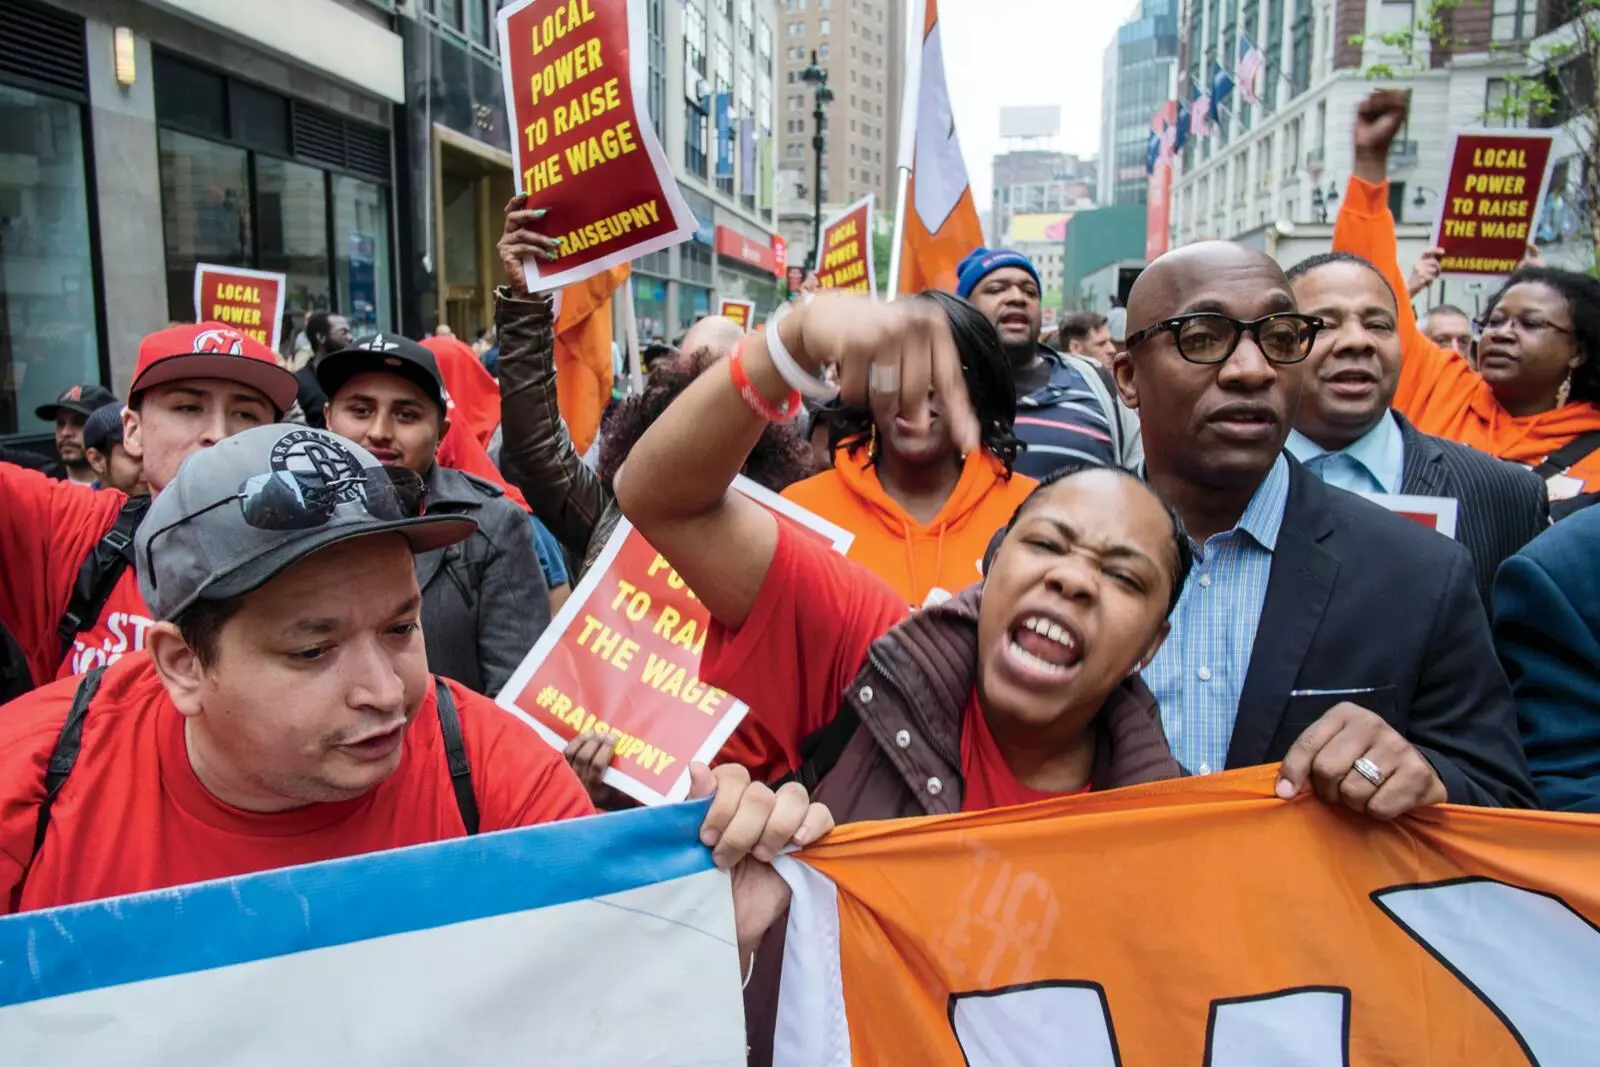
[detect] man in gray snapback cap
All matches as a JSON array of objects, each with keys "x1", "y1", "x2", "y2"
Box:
[{"x1": 0, "y1": 424, "x2": 833, "y2": 967}]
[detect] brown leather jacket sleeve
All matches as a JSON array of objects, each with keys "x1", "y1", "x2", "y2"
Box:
[{"x1": 495, "y1": 286, "x2": 610, "y2": 560}]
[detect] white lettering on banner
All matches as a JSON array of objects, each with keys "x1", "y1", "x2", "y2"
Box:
[
  {"x1": 71, "y1": 612, "x2": 156, "y2": 675},
  {"x1": 1374, "y1": 878, "x2": 1600, "y2": 1063},
  {"x1": 911, "y1": 21, "x2": 967, "y2": 232},
  {"x1": 947, "y1": 878, "x2": 1599, "y2": 1065}
]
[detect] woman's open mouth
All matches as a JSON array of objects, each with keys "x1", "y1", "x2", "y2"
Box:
[{"x1": 1002, "y1": 614, "x2": 1084, "y2": 685}]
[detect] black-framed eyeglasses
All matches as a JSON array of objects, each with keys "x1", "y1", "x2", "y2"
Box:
[
  {"x1": 142, "y1": 466, "x2": 428, "y2": 590},
  {"x1": 1125, "y1": 312, "x2": 1324, "y2": 365},
  {"x1": 1473, "y1": 310, "x2": 1575, "y2": 339}
]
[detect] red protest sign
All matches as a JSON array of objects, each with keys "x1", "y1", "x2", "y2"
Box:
[
  {"x1": 497, "y1": 476, "x2": 854, "y2": 804},
  {"x1": 717, "y1": 298, "x2": 754, "y2": 330},
  {"x1": 1431, "y1": 130, "x2": 1555, "y2": 278},
  {"x1": 817, "y1": 193, "x2": 875, "y2": 295},
  {"x1": 497, "y1": 0, "x2": 696, "y2": 292},
  {"x1": 1366, "y1": 493, "x2": 1459, "y2": 539},
  {"x1": 192, "y1": 264, "x2": 286, "y2": 351}
]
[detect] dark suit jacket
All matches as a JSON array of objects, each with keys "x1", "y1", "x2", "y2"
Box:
[
  {"x1": 1223, "y1": 459, "x2": 1536, "y2": 808},
  {"x1": 1395, "y1": 413, "x2": 1549, "y2": 607},
  {"x1": 1492, "y1": 506, "x2": 1600, "y2": 813}
]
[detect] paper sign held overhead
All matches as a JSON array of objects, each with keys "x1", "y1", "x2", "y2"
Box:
[
  {"x1": 497, "y1": 0, "x2": 696, "y2": 291},
  {"x1": 497, "y1": 477, "x2": 854, "y2": 805},
  {"x1": 1430, "y1": 129, "x2": 1556, "y2": 278},
  {"x1": 192, "y1": 264, "x2": 287, "y2": 351},
  {"x1": 717, "y1": 298, "x2": 755, "y2": 331},
  {"x1": 816, "y1": 194, "x2": 876, "y2": 295}
]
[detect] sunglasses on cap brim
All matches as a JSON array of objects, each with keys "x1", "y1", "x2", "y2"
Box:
[{"x1": 143, "y1": 466, "x2": 429, "y2": 590}]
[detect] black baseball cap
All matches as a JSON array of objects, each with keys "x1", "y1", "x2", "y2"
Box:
[
  {"x1": 36, "y1": 384, "x2": 118, "y2": 422},
  {"x1": 136, "y1": 424, "x2": 475, "y2": 620},
  {"x1": 81, "y1": 402, "x2": 125, "y2": 453},
  {"x1": 315, "y1": 332, "x2": 448, "y2": 415}
]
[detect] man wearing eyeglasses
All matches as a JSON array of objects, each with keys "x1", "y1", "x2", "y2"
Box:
[
  {"x1": 317, "y1": 332, "x2": 549, "y2": 697},
  {"x1": 1283, "y1": 252, "x2": 1548, "y2": 608},
  {"x1": 0, "y1": 424, "x2": 830, "y2": 969},
  {"x1": 1114, "y1": 241, "x2": 1534, "y2": 815},
  {"x1": 0, "y1": 324, "x2": 298, "y2": 691}
]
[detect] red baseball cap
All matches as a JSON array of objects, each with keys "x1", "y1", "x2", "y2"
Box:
[{"x1": 130, "y1": 323, "x2": 299, "y2": 415}]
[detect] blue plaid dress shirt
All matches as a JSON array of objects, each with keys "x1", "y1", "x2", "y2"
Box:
[{"x1": 1145, "y1": 453, "x2": 1291, "y2": 775}]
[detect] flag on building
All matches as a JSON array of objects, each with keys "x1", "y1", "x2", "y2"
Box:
[
  {"x1": 1238, "y1": 32, "x2": 1267, "y2": 105},
  {"x1": 1174, "y1": 99, "x2": 1190, "y2": 154},
  {"x1": 771, "y1": 766, "x2": 1600, "y2": 1066},
  {"x1": 1189, "y1": 85, "x2": 1212, "y2": 138},
  {"x1": 1211, "y1": 61, "x2": 1236, "y2": 108},
  {"x1": 554, "y1": 264, "x2": 630, "y2": 456},
  {"x1": 891, "y1": 0, "x2": 985, "y2": 294}
]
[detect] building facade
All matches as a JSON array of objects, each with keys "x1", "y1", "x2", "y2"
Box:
[
  {"x1": 1169, "y1": 0, "x2": 1539, "y2": 255},
  {"x1": 774, "y1": 0, "x2": 904, "y2": 272},
  {"x1": 2, "y1": 0, "x2": 402, "y2": 446},
  {"x1": 1100, "y1": 0, "x2": 1180, "y2": 207},
  {"x1": 989, "y1": 149, "x2": 1097, "y2": 246}
]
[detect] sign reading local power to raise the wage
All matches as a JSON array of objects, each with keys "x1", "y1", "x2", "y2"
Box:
[{"x1": 497, "y1": 0, "x2": 697, "y2": 290}]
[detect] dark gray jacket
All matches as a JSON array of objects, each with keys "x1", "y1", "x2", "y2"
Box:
[{"x1": 417, "y1": 463, "x2": 549, "y2": 696}]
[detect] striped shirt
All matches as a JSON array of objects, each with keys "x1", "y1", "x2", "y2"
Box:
[
  {"x1": 1012, "y1": 351, "x2": 1119, "y2": 476},
  {"x1": 1145, "y1": 453, "x2": 1291, "y2": 775}
]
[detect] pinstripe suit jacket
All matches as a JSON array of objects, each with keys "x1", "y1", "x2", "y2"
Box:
[{"x1": 1395, "y1": 413, "x2": 1550, "y2": 608}]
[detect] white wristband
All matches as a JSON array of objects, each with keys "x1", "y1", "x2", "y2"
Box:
[{"x1": 766, "y1": 307, "x2": 839, "y2": 402}]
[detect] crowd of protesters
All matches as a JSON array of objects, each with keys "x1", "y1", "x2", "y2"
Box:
[{"x1": 1, "y1": 87, "x2": 1599, "y2": 1056}]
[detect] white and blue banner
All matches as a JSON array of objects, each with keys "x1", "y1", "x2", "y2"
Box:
[{"x1": 0, "y1": 802, "x2": 746, "y2": 1065}]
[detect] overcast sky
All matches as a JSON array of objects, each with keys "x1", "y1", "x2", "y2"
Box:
[{"x1": 939, "y1": 0, "x2": 1136, "y2": 212}]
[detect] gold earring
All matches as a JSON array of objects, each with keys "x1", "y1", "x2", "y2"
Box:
[
  {"x1": 869, "y1": 423, "x2": 878, "y2": 459},
  {"x1": 1557, "y1": 372, "x2": 1573, "y2": 408}
]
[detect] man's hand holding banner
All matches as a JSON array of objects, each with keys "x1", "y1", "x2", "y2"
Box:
[{"x1": 498, "y1": 477, "x2": 853, "y2": 804}]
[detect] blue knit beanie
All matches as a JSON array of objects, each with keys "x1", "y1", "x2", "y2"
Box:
[{"x1": 955, "y1": 246, "x2": 1040, "y2": 299}]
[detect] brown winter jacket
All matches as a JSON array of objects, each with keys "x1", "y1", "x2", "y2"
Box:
[{"x1": 743, "y1": 583, "x2": 1184, "y2": 1065}]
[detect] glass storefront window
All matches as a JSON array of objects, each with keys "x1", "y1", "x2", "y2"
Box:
[
  {"x1": 159, "y1": 129, "x2": 253, "y2": 328},
  {"x1": 334, "y1": 176, "x2": 393, "y2": 339},
  {"x1": 633, "y1": 276, "x2": 670, "y2": 344},
  {"x1": 257, "y1": 156, "x2": 331, "y2": 343},
  {"x1": 0, "y1": 84, "x2": 101, "y2": 436},
  {"x1": 676, "y1": 284, "x2": 710, "y2": 339}
]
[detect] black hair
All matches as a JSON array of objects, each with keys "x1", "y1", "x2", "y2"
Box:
[
  {"x1": 1483, "y1": 266, "x2": 1600, "y2": 404},
  {"x1": 1058, "y1": 310, "x2": 1109, "y2": 345},
  {"x1": 827, "y1": 289, "x2": 1024, "y2": 475},
  {"x1": 596, "y1": 347, "x2": 814, "y2": 492},
  {"x1": 306, "y1": 311, "x2": 335, "y2": 353},
  {"x1": 982, "y1": 462, "x2": 1193, "y2": 618},
  {"x1": 174, "y1": 596, "x2": 246, "y2": 668},
  {"x1": 1285, "y1": 251, "x2": 1396, "y2": 307}
]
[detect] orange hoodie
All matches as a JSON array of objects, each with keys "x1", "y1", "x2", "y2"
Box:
[
  {"x1": 1333, "y1": 175, "x2": 1600, "y2": 491},
  {"x1": 782, "y1": 448, "x2": 1037, "y2": 607}
]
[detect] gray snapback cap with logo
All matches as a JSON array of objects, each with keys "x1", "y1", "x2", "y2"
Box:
[{"x1": 136, "y1": 424, "x2": 476, "y2": 620}]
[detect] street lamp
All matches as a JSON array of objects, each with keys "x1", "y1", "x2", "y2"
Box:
[{"x1": 799, "y1": 50, "x2": 832, "y2": 272}]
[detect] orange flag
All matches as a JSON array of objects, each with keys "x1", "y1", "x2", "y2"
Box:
[
  {"x1": 554, "y1": 265, "x2": 628, "y2": 457},
  {"x1": 892, "y1": 0, "x2": 984, "y2": 295},
  {"x1": 773, "y1": 765, "x2": 1600, "y2": 1065}
]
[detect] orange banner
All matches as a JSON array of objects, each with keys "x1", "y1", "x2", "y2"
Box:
[
  {"x1": 497, "y1": 0, "x2": 695, "y2": 291},
  {"x1": 718, "y1": 299, "x2": 754, "y2": 331},
  {"x1": 497, "y1": 477, "x2": 853, "y2": 804},
  {"x1": 192, "y1": 264, "x2": 286, "y2": 350},
  {"x1": 775, "y1": 766, "x2": 1600, "y2": 1065},
  {"x1": 818, "y1": 194, "x2": 875, "y2": 295},
  {"x1": 1431, "y1": 129, "x2": 1556, "y2": 277}
]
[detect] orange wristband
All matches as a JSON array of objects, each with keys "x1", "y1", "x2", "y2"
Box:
[{"x1": 729, "y1": 335, "x2": 801, "y2": 422}]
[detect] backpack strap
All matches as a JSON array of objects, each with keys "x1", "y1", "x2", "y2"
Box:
[
  {"x1": 773, "y1": 703, "x2": 860, "y2": 793},
  {"x1": 1531, "y1": 430, "x2": 1600, "y2": 480},
  {"x1": 56, "y1": 496, "x2": 150, "y2": 667},
  {"x1": 31, "y1": 666, "x2": 105, "y2": 860},
  {"x1": 434, "y1": 676, "x2": 479, "y2": 836}
]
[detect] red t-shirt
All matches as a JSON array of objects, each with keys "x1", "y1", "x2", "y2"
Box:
[
  {"x1": 703, "y1": 523, "x2": 1076, "y2": 811},
  {"x1": 0, "y1": 654, "x2": 595, "y2": 914},
  {"x1": 0, "y1": 462, "x2": 145, "y2": 684}
]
